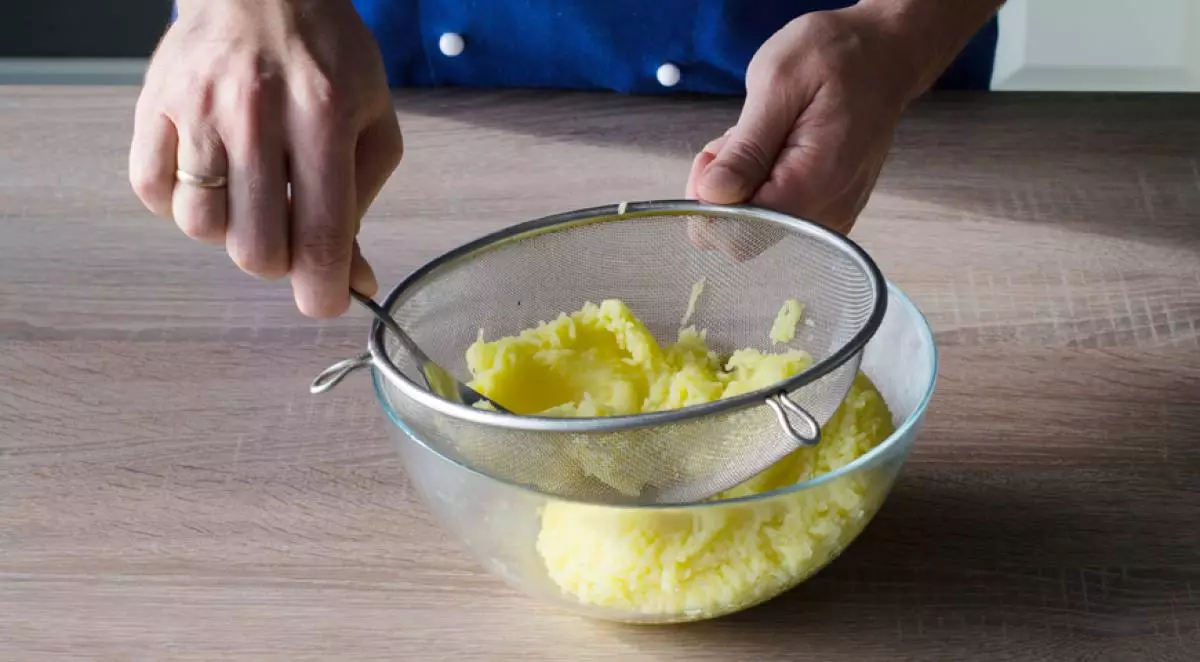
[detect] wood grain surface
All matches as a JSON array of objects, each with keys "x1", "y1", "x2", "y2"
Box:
[{"x1": 1, "y1": 87, "x2": 1199, "y2": 661}]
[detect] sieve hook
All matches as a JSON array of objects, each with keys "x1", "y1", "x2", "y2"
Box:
[
  {"x1": 311, "y1": 352, "x2": 372, "y2": 395},
  {"x1": 765, "y1": 393, "x2": 821, "y2": 447}
]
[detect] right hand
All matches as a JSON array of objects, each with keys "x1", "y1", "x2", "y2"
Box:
[
  {"x1": 129, "y1": 0, "x2": 403, "y2": 318},
  {"x1": 682, "y1": 4, "x2": 929, "y2": 262}
]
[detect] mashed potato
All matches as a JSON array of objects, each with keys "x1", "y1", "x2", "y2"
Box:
[
  {"x1": 769, "y1": 298, "x2": 804, "y2": 345},
  {"x1": 464, "y1": 292, "x2": 895, "y2": 620},
  {"x1": 535, "y1": 372, "x2": 894, "y2": 619},
  {"x1": 464, "y1": 297, "x2": 815, "y2": 496},
  {"x1": 465, "y1": 299, "x2": 812, "y2": 418},
  {"x1": 680, "y1": 278, "x2": 706, "y2": 328}
]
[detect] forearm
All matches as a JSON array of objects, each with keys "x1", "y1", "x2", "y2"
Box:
[{"x1": 856, "y1": 0, "x2": 1006, "y2": 102}]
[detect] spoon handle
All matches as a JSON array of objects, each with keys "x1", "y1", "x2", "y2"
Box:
[
  {"x1": 349, "y1": 290, "x2": 432, "y2": 366},
  {"x1": 349, "y1": 290, "x2": 509, "y2": 413}
]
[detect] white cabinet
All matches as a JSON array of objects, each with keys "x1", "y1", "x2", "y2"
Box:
[{"x1": 992, "y1": 0, "x2": 1200, "y2": 91}]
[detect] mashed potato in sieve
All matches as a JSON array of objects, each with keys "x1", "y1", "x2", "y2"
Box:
[
  {"x1": 464, "y1": 296, "x2": 815, "y2": 495},
  {"x1": 465, "y1": 299, "x2": 813, "y2": 418}
]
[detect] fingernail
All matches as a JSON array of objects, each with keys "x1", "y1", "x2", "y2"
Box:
[
  {"x1": 365, "y1": 268, "x2": 378, "y2": 296},
  {"x1": 354, "y1": 264, "x2": 378, "y2": 298},
  {"x1": 350, "y1": 243, "x2": 379, "y2": 297},
  {"x1": 701, "y1": 133, "x2": 732, "y2": 157},
  {"x1": 698, "y1": 164, "x2": 750, "y2": 204},
  {"x1": 294, "y1": 287, "x2": 351, "y2": 320}
]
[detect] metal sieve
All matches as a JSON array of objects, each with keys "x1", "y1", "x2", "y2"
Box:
[{"x1": 312, "y1": 200, "x2": 887, "y2": 505}]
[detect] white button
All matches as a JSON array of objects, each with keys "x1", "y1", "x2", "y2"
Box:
[
  {"x1": 439, "y1": 32, "x2": 465, "y2": 57},
  {"x1": 656, "y1": 63, "x2": 681, "y2": 88}
]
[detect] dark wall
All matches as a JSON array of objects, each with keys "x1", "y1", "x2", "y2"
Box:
[{"x1": 1, "y1": 1, "x2": 173, "y2": 58}]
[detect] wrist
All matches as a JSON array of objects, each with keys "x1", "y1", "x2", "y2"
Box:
[{"x1": 852, "y1": 0, "x2": 1005, "y2": 104}]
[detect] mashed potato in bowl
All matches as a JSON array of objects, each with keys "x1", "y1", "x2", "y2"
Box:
[
  {"x1": 535, "y1": 373, "x2": 893, "y2": 620},
  {"x1": 459, "y1": 292, "x2": 897, "y2": 621}
]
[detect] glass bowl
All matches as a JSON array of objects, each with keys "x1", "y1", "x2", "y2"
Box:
[{"x1": 373, "y1": 281, "x2": 937, "y2": 623}]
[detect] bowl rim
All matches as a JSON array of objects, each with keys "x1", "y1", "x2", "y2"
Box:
[{"x1": 372, "y1": 280, "x2": 938, "y2": 510}]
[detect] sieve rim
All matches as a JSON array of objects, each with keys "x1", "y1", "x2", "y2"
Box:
[
  {"x1": 368, "y1": 199, "x2": 887, "y2": 434},
  {"x1": 372, "y1": 281, "x2": 938, "y2": 509}
]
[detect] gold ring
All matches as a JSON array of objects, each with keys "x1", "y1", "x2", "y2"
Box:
[{"x1": 176, "y1": 169, "x2": 228, "y2": 189}]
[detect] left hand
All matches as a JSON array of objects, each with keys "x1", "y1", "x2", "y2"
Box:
[{"x1": 685, "y1": 3, "x2": 922, "y2": 256}]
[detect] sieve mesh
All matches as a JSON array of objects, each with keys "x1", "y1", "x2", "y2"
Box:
[{"x1": 372, "y1": 201, "x2": 885, "y2": 504}]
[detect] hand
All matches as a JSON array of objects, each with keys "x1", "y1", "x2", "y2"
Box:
[
  {"x1": 129, "y1": 0, "x2": 403, "y2": 318},
  {"x1": 685, "y1": 1, "x2": 996, "y2": 258}
]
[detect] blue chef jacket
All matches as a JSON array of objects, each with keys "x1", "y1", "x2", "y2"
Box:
[{"x1": 352, "y1": 0, "x2": 998, "y2": 94}]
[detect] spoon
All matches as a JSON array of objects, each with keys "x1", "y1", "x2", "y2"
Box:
[{"x1": 350, "y1": 290, "x2": 510, "y2": 413}]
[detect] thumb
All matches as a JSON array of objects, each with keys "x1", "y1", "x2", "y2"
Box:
[{"x1": 696, "y1": 92, "x2": 795, "y2": 205}]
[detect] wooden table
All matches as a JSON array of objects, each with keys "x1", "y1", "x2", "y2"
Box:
[{"x1": 2, "y1": 87, "x2": 1198, "y2": 661}]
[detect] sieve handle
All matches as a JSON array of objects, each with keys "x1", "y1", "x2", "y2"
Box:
[
  {"x1": 311, "y1": 352, "x2": 373, "y2": 395},
  {"x1": 765, "y1": 393, "x2": 821, "y2": 447}
]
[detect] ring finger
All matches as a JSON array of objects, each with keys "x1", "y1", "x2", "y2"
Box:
[{"x1": 173, "y1": 122, "x2": 229, "y2": 244}]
